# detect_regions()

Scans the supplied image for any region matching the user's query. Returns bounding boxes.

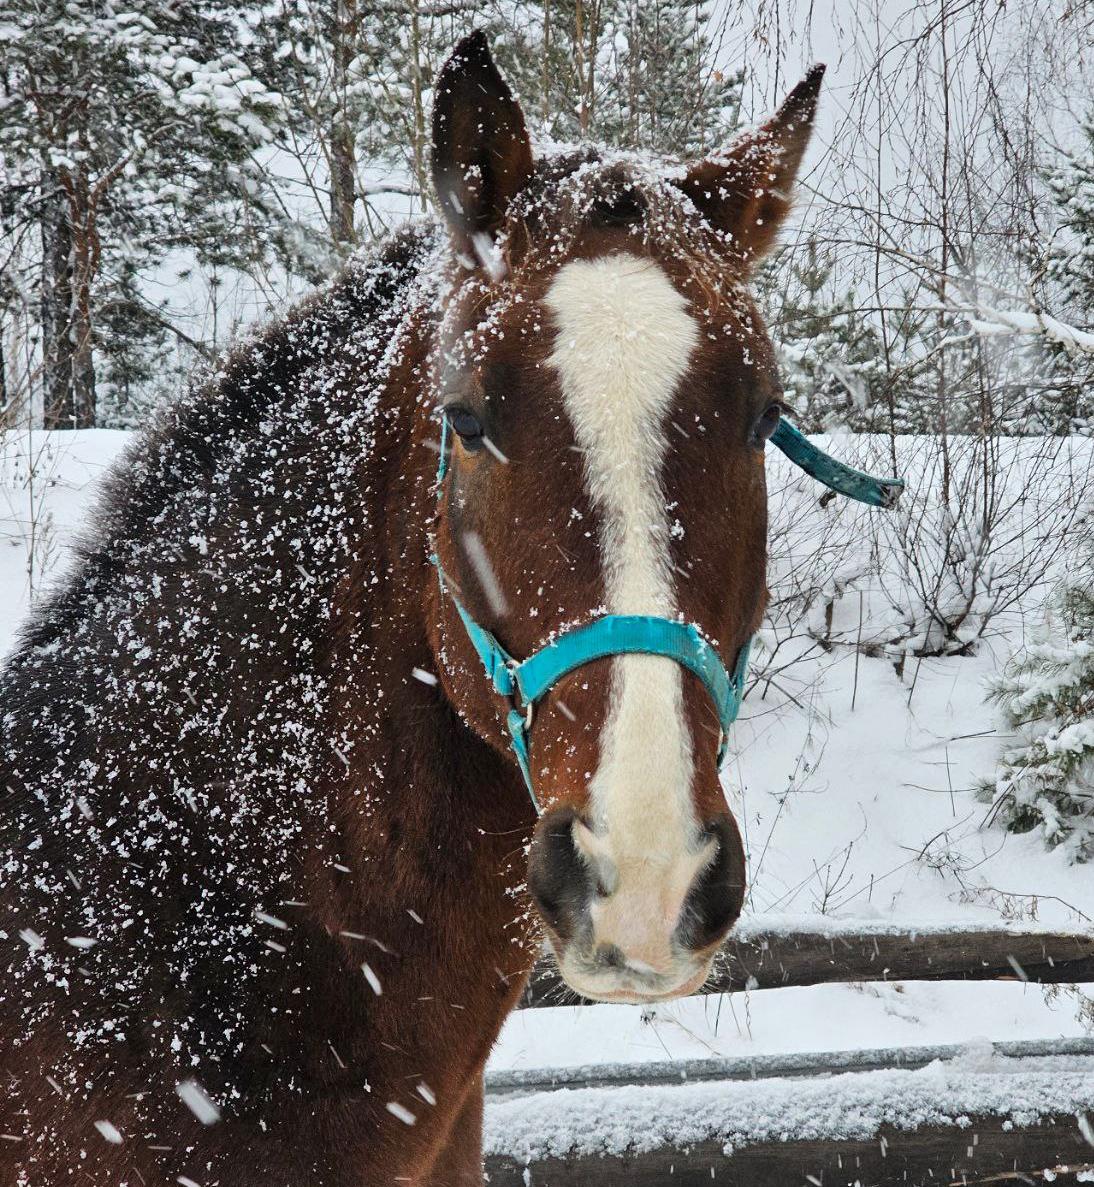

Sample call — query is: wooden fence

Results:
[485,1039,1094,1185]
[519,919,1094,1008]
[488,921,1094,1184]
[485,1124,1094,1186]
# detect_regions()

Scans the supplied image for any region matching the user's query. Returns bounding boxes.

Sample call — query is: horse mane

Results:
[0,220,445,1085]
[15,221,443,658]
[506,147,744,303]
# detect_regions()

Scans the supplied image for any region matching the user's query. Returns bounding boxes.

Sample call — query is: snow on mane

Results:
[0,221,446,1083]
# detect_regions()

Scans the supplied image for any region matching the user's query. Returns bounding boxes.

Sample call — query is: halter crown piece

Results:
[431,415,903,812]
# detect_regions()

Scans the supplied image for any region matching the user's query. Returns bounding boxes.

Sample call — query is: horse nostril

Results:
[527,807,593,943]
[594,943,626,970]
[675,815,746,952]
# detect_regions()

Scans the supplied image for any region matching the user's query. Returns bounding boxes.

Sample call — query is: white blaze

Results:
[545,253,706,970]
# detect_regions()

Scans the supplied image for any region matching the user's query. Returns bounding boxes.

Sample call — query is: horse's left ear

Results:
[431,31,534,262]
[678,65,824,269]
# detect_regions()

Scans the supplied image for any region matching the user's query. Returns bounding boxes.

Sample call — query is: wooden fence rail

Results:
[485,1038,1094,1185]
[485,1125,1094,1186]
[519,920,1094,1009]
[485,1036,1094,1096]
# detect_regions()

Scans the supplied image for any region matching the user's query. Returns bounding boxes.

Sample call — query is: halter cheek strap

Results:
[432,555,750,811]
[432,415,902,812]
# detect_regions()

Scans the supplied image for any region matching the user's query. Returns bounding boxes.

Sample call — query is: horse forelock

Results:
[430,150,759,388]
[506,151,750,295]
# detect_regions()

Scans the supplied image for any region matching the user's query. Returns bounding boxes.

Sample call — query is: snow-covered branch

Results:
[967,305,1094,357]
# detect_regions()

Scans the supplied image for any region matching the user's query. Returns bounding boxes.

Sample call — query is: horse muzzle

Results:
[527,808,746,1003]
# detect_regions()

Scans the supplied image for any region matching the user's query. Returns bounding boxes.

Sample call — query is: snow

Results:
[93,1120,124,1145]
[385,1101,417,1126]
[0,430,131,660]
[2,426,1092,1097]
[970,305,1094,356]
[493,980,1093,1073]
[484,1051,1094,1161]
[175,1079,221,1125]
[731,911,1087,941]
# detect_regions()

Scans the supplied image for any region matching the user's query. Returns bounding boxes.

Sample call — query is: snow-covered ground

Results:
[1,428,1091,1081]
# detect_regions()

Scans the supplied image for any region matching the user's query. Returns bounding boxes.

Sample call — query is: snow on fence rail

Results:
[484,1046,1094,1186]
[485,1037,1094,1097]
[502,924,1094,1182]
[518,917,1094,1009]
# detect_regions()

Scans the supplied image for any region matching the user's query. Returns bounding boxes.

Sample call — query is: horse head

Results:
[427,32,822,1004]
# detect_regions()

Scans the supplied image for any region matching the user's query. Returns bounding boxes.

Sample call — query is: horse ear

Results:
[678,65,824,270]
[431,31,534,263]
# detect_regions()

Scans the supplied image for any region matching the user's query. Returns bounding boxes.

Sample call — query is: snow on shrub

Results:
[763,433,1092,663]
[979,578,1094,861]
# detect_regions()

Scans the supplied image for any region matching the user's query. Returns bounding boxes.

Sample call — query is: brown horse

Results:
[0,33,821,1186]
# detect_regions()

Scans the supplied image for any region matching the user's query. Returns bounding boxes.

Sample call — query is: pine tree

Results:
[760,240,896,433]
[610,0,741,155]
[503,0,742,155]
[1035,113,1094,434]
[0,0,291,428]
[1047,116,1094,324]
[979,576,1094,862]
[261,0,743,259]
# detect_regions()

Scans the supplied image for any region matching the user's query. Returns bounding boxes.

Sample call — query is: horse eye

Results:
[445,406,484,450]
[753,403,781,445]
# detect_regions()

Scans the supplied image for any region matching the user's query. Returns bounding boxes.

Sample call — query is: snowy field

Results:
[2,427,1092,1083]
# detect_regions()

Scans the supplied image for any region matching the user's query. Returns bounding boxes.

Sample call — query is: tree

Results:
[1032,113,1094,434]
[0,0,290,428]
[1,0,745,428]
[261,0,742,260]
[502,0,742,154]
[1047,116,1094,325]
[980,575,1094,862]
[761,239,889,433]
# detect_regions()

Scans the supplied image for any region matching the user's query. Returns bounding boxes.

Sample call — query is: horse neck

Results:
[309,314,535,956]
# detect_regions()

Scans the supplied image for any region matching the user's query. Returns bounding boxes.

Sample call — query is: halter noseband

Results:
[431,415,902,812]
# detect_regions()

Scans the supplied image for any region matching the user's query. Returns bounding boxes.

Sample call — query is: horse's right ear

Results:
[431,32,534,263]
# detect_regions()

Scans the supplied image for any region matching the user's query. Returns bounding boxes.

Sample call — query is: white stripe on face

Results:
[545,253,707,970]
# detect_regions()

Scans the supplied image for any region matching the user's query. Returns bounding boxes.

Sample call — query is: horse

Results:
[0,32,828,1186]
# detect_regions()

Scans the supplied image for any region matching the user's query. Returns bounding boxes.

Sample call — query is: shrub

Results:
[979,579,1094,861]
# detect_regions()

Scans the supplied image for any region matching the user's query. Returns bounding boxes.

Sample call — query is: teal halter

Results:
[432,415,902,812]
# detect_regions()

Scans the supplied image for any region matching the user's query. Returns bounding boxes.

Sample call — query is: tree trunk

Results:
[541,0,551,126]
[40,175,75,430]
[408,0,429,209]
[70,251,96,428]
[0,323,8,422]
[574,0,588,136]
[330,0,358,248]
[66,163,96,429]
[584,0,600,135]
